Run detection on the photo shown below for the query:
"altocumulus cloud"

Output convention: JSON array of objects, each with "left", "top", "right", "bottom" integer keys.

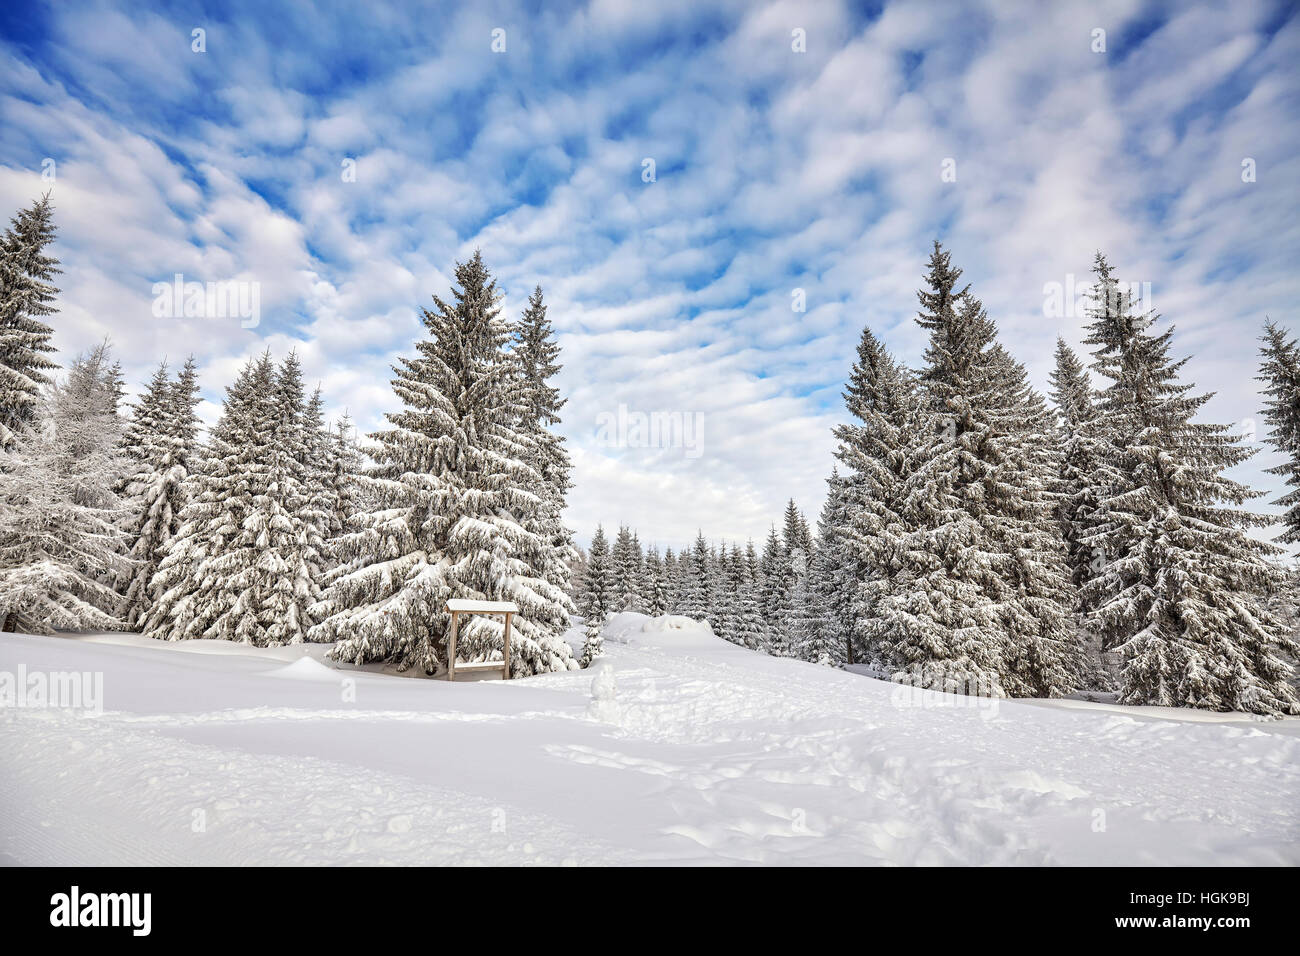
[{"left": 0, "top": 0, "right": 1297, "bottom": 549}]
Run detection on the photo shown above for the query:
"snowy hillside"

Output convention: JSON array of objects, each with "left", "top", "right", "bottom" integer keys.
[{"left": 2, "top": 613, "right": 1296, "bottom": 866}]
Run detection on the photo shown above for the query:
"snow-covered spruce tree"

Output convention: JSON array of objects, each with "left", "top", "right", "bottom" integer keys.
[
  {"left": 1257, "top": 319, "right": 1300, "bottom": 544},
  {"left": 116, "top": 358, "right": 202, "bottom": 628},
  {"left": 767, "top": 500, "right": 812, "bottom": 656},
  {"left": 311, "top": 253, "right": 576, "bottom": 675},
  {"left": 985, "top": 339, "right": 1085, "bottom": 696},
  {"left": 611, "top": 525, "right": 644, "bottom": 612},
  {"left": 0, "top": 196, "right": 60, "bottom": 451},
  {"left": 643, "top": 545, "right": 669, "bottom": 615},
  {"left": 738, "top": 543, "right": 763, "bottom": 648},
  {"left": 662, "top": 547, "right": 680, "bottom": 612},
  {"left": 1049, "top": 338, "right": 1105, "bottom": 597},
  {"left": 678, "top": 530, "right": 713, "bottom": 622},
  {"left": 803, "top": 471, "right": 853, "bottom": 666},
  {"left": 1081, "top": 254, "right": 1298, "bottom": 714},
  {"left": 1047, "top": 337, "right": 1112, "bottom": 687},
  {"left": 831, "top": 325, "right": 916, "bottom": 670},
  {"left": 509, "top": 286, "right": 578, "bottom": 643},
  {"left": 882, "top": 243, "right": 1078, "bottom": 697},
  {"left": 0, "top": 342, "right": 128, "bottom": 632},
  {"left": 143, "top": 356, "right": 264, "bottom": 641},
  {"left": 200, "top": 353, "right": 322, "bottom": 645},
  {"left": 299, "top": 384, "right": 338, "bottom": 568},
  {"left": 757, "top": 526, "right": 785, "bottom": 650},
  {"left": 578, "top": 525, "right": 616, "bottom": 667},
  {"left": 144, "top": 352, "right": 324, "bottom": 646},
  {"left": 322, "top": 412, "right": 367, "bottom": 563},
  {"left": 711, "top": 543, "right": 742, "bottom": 645}
]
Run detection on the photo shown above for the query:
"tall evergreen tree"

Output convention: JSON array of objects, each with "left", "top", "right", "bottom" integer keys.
[
  {"left": 805, "top": 471, "right": 853, "bottom": 666},
  {"left": 757, "top": 526, "right": 785, "bottom": 649},
  {"left": 510, "top": 285, "right": 578, "bottom": 645},
  {"left": 0, "top": 196, "right": 60, "bottom": 450},
  {"left": 322, "top": 412, "right": 366, "bottom": 566},
  {"left": 679, "top": 531, "right": 713, "bottom": 622},
  {"left": 732, "top": 542, "right": 769, "bottom": 651},
  {"left": 144, "top": 352, "right": 323, "bottom": 646},
  {"left": 311, "top": 254, "right": 575, "bottom": 675},
  {"left": 643, "top": 545, "right": 669, "bottom": 616},
  {"left": 1049, "top": 338, "right": 1104, "bottom": 597},
  {"left": 116, "top": 359, "right": 201, "bottom": 628},
  {"left": 0, "top": 343, "right": 128, "bottom": 632},
  {"left": 1082, "top": 254, "right": 1297, "bottom": 714},
  {"left": 145, "top": 356, "right": 267, "bottom": 642},
  {"left": 1257, "top": 319, "right": 1300, "bottom": 544},
  {"left": 832, "top": 325, "right": 916, "bottom": 670},
  {"left": 880, "top": 244, "right": 1078, "bottom": 697},
  {"left": 578, "top": 525, "right": 615, "bottom": 667},
  {"left": 611, "top": 525, "right": 644, "bottom": 612}
]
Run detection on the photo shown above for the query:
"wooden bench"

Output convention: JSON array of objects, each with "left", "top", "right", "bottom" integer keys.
[{"left": 445, "top": 599, "right": 518, "bottom": 681}]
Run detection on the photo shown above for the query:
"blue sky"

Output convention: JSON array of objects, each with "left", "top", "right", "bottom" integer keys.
[{"left": 1, "top": 0, "right": 1298, "bottom": 550}]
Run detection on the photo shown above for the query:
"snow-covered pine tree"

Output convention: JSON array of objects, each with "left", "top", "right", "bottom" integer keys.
[
  {"left": 1081, "top": 254, "right": 1298, "bottom": 715},
  {"left": 757, "top": 525, "right": 785, "bottom": 650},
  {"left": 732, "top": 541, "right": 769, "bottom": 651},
  {"left": 578, "top": 525, "right": 616, "bottom": 666},
  {"left": 196, "top": 352, "right": 316, "bottom": 645},
  {"left": 0, "top": 196, "right": 60, "bottom": 451},
  {"left": 172, "top": 356, "right": 202, "bottom": 463},
  {"left": 1049, "top": 338, "right": 1104, "bottom": 595},
  {"left": 831, "top": 325, "right": 916, "bottom": 670},
  {"left": 1257, "top": 319, "right": 1300, "bottom": 544},
  {"left": 983, "top": 339, "right": 1084, "bottom": 697},
  {"left": 1047, "top": 337, "right": 1112, "bottom": 687},
  {"left": 712, "top": 543, "right": 743, "bottom": 645},
  {"left": 803, "top": 471, "right": 853, "bottom": 666},
  {"left": 0, "top": 342, "right": 128, "bottom": 632},
  {"left": 643, "top": 545, "right": 669, "bottom": 615},
  {"left": 767, "top": 500, "right": 812, "bottom": 656},
  {"left": 116, "top": 359, "right": 201, "bottom": 628},
  {"left": 706, "top": 543, "right": 725, "bottom": 629},
  {"left": 311, "top": 254, "right": 576, "bottom": 675},
  {"left": 611, "top": 525, "right": 644, "bottom": 612},
  {"left": 144, "top": 356, "right": 266, "bottom": 642},
  {"left": 881, "top": 243, "right": 1078, "bottom": 697},
  {"left": 297, "top": 384, "right": 340, "bottom": 572},
  {"left": 679, "top": 531, "right": 712, "bottom": 622},
  {"left": 144, "top": 352, "right": 322, "bottom": 646},
  {"left": 510, "top": 286, "right": 578, "bottom": 645},
  {"left": 322, "top": 413, "right": 367, "bottom": 563},
  {"left": 662, "top": 546, "right": 680, "bottom": 612}
]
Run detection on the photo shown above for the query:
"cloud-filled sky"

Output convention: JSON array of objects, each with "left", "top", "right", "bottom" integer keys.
[{"left": 1, "top": 0, "right": 1297, "bottom": 551}]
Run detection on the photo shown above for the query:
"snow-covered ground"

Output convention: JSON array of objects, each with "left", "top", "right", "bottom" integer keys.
[{"left": 2, "top": 613, "right": 1296, "bottom": 865}]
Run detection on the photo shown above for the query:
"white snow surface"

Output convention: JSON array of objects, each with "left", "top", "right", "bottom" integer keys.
[{"left": 1, "top": 611, "right": 1296, "bottom": 866}]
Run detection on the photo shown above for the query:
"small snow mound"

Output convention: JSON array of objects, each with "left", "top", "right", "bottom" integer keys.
[
  {"left": 640, "top": 614, "right": 700, "bottom": 632},
  {"left": 261, "top": 656, "right": 340, "bottom": 682},
  {"left": 586, "top": 660, "right": 621, "bottom": 722},
  {"left": 590, "top": 660, "right": 617, "bottom": 701},
  {"left": 603, "top": 612, "right": 718, "bottom": 649}
]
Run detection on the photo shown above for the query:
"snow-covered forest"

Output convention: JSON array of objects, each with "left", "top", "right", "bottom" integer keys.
[{"left": 2, "top": 197, "right": 1298, "bottom": 718}]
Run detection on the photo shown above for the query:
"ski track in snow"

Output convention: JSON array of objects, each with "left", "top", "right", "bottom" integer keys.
[{"left": 1, "top": 614, "right": 1297, "bottom": 866}]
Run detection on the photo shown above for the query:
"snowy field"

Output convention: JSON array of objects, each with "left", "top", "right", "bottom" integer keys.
[{"left": 1, "top": 613, "right": 1297, "bottom": 866}]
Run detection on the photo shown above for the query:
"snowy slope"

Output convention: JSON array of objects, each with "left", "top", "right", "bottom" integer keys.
[{"left": 1, "top": 613, "right": 1296, "bottom": 866}]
